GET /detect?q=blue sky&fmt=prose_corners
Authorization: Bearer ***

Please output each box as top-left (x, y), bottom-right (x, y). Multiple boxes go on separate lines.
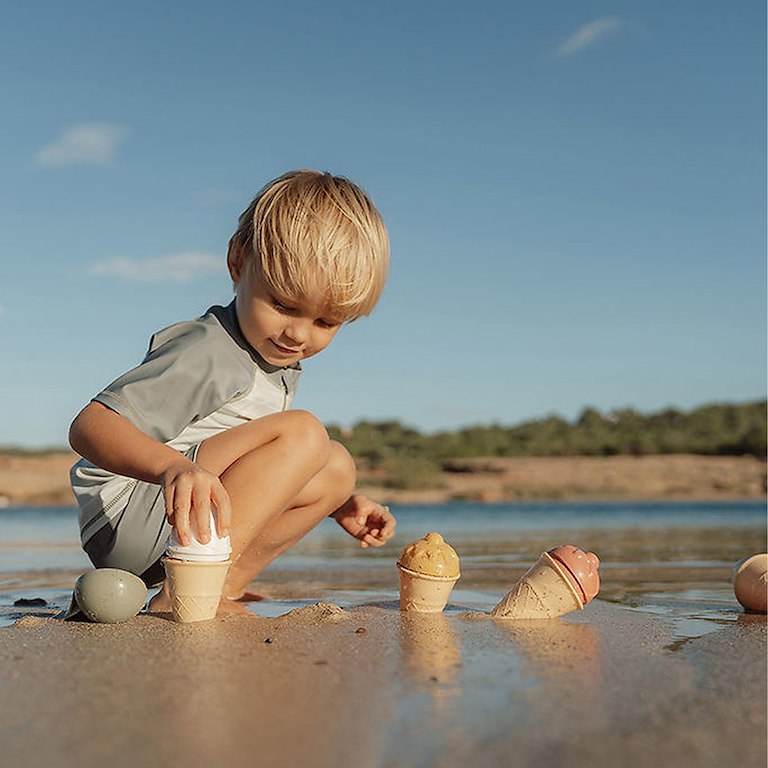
top-left (1, 0), bottom-right (765, 447)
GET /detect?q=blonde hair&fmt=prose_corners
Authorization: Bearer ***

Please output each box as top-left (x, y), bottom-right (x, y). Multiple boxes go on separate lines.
top-left (232, 170), bottom-right (389, 320)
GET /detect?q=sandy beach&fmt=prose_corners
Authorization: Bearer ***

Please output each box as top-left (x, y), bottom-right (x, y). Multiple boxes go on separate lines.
top-left (0, 451), bottom-right (765, 505)
top-left (2, 597), bottom-right (765, 768)
top-left (1, 497), bottom-right (765, 767)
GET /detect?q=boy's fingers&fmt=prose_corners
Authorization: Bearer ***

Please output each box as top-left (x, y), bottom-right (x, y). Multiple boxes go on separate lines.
top-left (164, 485), bottom-right (176, 525)
top-left (172, 484), bottom-right (193, 546)
top-left (379, 515), bottom-right (396, 538)
top-left (174, 510), bottom-right (191, 546)
top-left (192, 490), bottom-right (212, 544)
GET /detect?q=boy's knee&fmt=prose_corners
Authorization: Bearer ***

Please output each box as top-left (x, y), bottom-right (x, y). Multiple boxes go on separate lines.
top-left (280, 410), bottom-right (331, 460)
top-left (327, 441), bottom-right (356, 497)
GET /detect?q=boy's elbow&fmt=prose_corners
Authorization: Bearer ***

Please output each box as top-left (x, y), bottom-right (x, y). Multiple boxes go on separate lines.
top-left (68, 409), bottom-right (86, 454)
top-left (68, 402), bottom-right (99, 455)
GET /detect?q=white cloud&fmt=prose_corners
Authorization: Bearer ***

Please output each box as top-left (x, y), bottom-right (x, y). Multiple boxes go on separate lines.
top-left (91, 252), bottom-right (221, 282)
top-left (35, 123), bottom-right (128, 167)
top-left (554, 17), bottom-right (623, 58)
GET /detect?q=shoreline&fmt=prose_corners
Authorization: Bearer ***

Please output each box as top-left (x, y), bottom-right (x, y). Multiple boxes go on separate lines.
top-left (2, 600), bottom-right (765, 768)
top-left (0, 451), bottom-right (765, 507)
top-left (2, 502), bottom-right (765, 766)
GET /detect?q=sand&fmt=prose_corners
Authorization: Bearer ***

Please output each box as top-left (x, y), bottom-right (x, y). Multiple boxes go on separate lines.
top-left (1, 451), bottom-right (765, 505)
top-left (1, 600), bottom-right (765, 768)
top-left (362, 454), bottom-right (767, 504)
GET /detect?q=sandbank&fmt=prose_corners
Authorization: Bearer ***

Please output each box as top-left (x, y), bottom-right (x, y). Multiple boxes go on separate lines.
top-left (1, 451), bottom-right (764, 505)
top-left (1, 598), bottom-right (765, 768)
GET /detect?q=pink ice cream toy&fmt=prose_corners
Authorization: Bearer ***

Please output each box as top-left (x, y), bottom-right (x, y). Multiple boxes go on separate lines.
top-left (492, 543), bottom-right (601, 620)
top-left (547, 544), bottom-right (601, 605)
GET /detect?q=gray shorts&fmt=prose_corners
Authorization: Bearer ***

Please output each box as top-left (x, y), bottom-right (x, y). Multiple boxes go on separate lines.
top-left (83, 445), bottom-right (198, 587)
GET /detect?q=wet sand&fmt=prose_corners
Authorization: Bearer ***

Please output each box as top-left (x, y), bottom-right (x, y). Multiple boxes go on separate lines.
top-left (2, 599), bottom-right (765, 768)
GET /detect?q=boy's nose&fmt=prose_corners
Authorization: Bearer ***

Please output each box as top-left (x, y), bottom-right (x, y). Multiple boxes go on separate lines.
top-left (284, 319), bottom-right (309, 346)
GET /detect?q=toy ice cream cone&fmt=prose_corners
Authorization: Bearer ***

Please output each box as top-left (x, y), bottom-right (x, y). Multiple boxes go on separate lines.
top-left (397, 532), bottom-right (460, 613)
top-left (398, 567), bottom-right (459, 613)
top-left (492, 546), bottom-right (600, 620)
top-left (162, 557), bottom-right (232, 623)
top-left (163, 512), bottom-right (233, 623)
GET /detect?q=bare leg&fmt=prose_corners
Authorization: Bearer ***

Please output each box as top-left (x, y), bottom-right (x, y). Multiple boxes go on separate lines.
top-left (148, 410), bottom-right (354, 615)
top-left (220, 441), bottom-right (355, 598)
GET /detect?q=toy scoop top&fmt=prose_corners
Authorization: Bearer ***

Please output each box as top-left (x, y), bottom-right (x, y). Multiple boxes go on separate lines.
top-left (166, 514), bottom-right (232, 562)
top-left (397, 532), bottom-right (460, 578)
top-left (548, 544), bottom-right (600, 604)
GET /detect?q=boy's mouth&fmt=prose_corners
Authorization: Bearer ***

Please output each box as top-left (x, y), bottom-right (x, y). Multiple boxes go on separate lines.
top-left (270, 340), bottom-right (302, 356)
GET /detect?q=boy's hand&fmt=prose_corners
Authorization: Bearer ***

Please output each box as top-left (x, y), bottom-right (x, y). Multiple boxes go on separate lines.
top-left (161, 460), bottom-right (232, 547)
top-left (331, 495), bottom-right (396, 548)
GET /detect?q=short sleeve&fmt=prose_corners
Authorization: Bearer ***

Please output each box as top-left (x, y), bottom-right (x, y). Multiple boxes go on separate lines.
top-left (93, 316), bottom-right (253, 444)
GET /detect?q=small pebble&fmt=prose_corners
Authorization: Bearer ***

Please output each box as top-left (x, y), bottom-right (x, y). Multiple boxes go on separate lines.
top-left (355, 627), bottom-right (367, 634)
top-left (13, 598), bottom-right (48, 607)
top-left (264, 638), bottom-right (273, 644)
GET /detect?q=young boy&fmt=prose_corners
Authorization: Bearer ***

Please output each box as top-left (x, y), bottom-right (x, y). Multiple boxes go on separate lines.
top-left (69, 169), bottom-right (396, 615)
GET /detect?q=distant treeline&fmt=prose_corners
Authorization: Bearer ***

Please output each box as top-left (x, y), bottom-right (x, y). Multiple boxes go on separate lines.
top-left (328, 400), bottom-right (767, 466)
top-left (2, 401), bottom-right (765, 465)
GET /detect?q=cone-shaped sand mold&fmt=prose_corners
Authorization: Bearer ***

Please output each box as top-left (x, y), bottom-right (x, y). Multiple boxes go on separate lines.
top-left (492, 546), bottom-right (601, 620)
top-left (397, 532), bottom-right (460, 613)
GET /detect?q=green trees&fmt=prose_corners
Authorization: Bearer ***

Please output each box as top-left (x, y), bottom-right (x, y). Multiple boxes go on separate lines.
top-left (327, 400), bottom-right (767, 467)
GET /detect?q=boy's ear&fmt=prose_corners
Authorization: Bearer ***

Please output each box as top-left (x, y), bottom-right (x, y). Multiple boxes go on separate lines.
top-left (227, 238), bottom-right (243, 284)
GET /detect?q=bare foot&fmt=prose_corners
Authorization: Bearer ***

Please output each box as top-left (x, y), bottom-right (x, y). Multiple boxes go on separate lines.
top-left (148, 591), bottom-right (254, 618)
top-left (147, 590), bottom-right (171, 614)
top-left (217, 598), bottom-right (256, 617)
top-left (226, 589), bottom-right (268, 603)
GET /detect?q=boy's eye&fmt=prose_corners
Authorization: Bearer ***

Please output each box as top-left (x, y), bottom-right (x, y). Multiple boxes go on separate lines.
top-left (270, 295), bottom-right (341, 328)
top-left (271, 297), bottom-right (294, 312)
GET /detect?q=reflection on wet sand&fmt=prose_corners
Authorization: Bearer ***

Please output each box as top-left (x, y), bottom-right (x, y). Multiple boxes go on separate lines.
top-left (493, 615), bottom-right (602, 680)
top-left (399, 612), bottom-right (462, 686)
top-left (397, 612), bottom-right (466, 753)
top-left (490, 615), bottom-right (608, 734)
top-left (163, 623), bottom-right (238, 759)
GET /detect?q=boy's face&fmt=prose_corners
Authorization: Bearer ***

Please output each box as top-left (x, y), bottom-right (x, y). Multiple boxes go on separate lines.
top-left (231, 259), bottom-right (344, 367)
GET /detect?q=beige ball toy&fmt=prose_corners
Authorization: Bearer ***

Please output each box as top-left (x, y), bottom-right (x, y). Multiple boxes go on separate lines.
top-left (733, 554), bottom-right (768, 613)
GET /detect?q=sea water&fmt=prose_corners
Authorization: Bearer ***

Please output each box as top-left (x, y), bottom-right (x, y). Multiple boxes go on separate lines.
top-left (1, 500), bottom-right (765, 630)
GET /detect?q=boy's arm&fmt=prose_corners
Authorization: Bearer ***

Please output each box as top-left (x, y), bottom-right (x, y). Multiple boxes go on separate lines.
top-left (69, 401), bottom-right (231, 545)
top-left (70, 401), bottom-right (190, 484)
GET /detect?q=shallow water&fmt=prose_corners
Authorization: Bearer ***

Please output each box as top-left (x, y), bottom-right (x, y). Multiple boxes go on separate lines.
top-left (1, 500), bottom-right (765, 636)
